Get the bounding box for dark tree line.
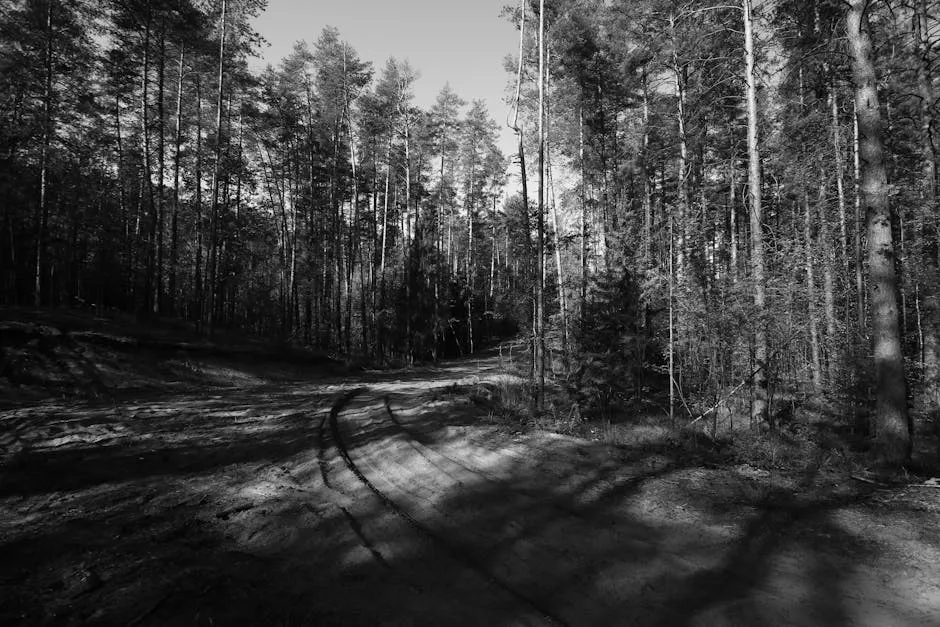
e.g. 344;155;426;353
0;0;511;364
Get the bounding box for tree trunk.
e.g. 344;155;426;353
154;24;166;314
915;0;940;448
847;0;911;463
671;13;689;284
547;86;568;368
853;99;865;329
642;71;652;271
194;76;204;321
804;190;822;389
831;87;849;278
579;105;587;322
819;170;838;385
535;0;546;409
35;0;54;307
206;0;227;334
141;13;155;315
170;44;184;316
744;0;769;423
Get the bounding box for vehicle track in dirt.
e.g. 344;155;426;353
326;387;568;626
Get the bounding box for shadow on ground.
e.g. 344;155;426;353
1;376;938;626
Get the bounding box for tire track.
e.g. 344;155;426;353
329;389;569;627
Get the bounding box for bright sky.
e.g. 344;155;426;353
250;0;520;158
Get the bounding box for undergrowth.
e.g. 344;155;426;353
458;364;883;476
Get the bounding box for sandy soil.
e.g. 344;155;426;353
2;353;939;626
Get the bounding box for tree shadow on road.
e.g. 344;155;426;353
1;382;936;626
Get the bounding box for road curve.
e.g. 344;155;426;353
320;355;940;627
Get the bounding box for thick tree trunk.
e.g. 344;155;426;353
847;0;911;463
744;0;769;423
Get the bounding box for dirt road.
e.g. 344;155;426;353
2;354;939;625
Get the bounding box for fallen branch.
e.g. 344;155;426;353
689;378;750;426
688;330;803;427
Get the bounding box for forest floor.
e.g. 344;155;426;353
2;309;940;625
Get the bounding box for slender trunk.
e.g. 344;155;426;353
170;44;184;315
194;77;204;320
642;71;652;271
535;0;546;408
831;86;849;278
819;170;838;385
847;0;911;463
206;0;227;334
671;13;689;283
744;0;769;423
509;0;533;380
853;100;865;329
668;208;675;424
547;54;567;367
579;106;587;320
729;157;738;280
35;0;54;306
380;134;391;287
804;190;822;389
916;0;940;444
403;106;413;361
141;14;155;314
116;96;131;307
154;25;166;314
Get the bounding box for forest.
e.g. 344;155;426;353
2;0;940;469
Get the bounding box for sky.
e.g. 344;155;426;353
250;0;520;159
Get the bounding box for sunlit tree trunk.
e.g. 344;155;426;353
831;87;849;278
170;44;184;316
847;0;911;463
154;23;166;314
803;190;822;389
728;157;738;281
579;105;587;322
744;0;769;424
535;0;546;408
853;100;865;329
642;71;652;271
546;47;568;368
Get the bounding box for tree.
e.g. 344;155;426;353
743;0;769;424
847;0;911;463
